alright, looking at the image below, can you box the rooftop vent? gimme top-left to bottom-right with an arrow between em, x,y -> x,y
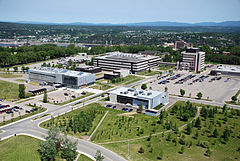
147,92 -> 152,96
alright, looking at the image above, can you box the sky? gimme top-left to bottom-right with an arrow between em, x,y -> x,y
0,0 -> 239,24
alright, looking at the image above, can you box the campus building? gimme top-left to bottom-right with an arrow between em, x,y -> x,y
210,65 -> 240,76
179,48 -> 205,72
28,67 -> 96,89
94,52 -> 161,74
109,87 -> 168,109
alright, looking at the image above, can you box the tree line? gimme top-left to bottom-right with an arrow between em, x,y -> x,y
0,44 -> 239,68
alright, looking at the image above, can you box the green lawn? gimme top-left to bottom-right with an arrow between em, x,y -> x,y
158,65 -> 175,71
0,135 -> 72,161
0,135 -> 41,161
114,75 -> 144,86
0,79 -> 19,100
137,70 -> 161,76
77,154 -> 93,161
0,73 -> 22,78
153,103 -> 164,110
40,103 -> 108,139
101,102 -> 240,161
90,83 -> 113,90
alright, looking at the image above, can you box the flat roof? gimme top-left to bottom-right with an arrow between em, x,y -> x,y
213,65 -> 240,73
95,51 -> 160,63
109,87 -> 163,99
30,67 -> 92,77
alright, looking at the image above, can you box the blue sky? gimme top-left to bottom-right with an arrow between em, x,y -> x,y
0,0 -> 239,23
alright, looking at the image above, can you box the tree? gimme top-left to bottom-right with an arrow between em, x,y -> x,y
18,84 -> 25,99
222,127 -> 231,142
194,131 -> 199,139
205,148 -> 212,157
139,102 -> 143,113
179,146 -> 185,154
43,90 -> 48,103
157,150 -> 163,160
186,123 -> 192,135
13,66 -> 18,72
232,95 -> 237,103
213,129 -> 219,138
138,146 -> 145,153
39,138 -> 58,161
61,135 -> 78,161
148,68 -> 151,73
197,92 -> 203,99
195,117 -> 201,128
39,127 -> 62,161
164,87 -> 168,92
141,84 -> 147,90
95,150 -> 104,161
180,89 -> 185,96
21,66 -> 25,73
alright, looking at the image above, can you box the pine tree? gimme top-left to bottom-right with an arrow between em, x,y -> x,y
213,129 -> 219,138
43,90 -> 48,103
18,84 -> 25,99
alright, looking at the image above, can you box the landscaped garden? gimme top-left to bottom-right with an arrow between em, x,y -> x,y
40,103 -> 109,139
101,102 -> 240,161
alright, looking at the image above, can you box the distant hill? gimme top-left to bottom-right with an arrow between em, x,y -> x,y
14,20 -> 240,27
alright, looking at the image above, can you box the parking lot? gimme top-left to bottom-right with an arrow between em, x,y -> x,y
0,100 -> 39,122
100,101 -> 140,113
136,70 -> 240,103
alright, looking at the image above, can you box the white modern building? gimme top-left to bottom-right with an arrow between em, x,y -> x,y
210,65 -> 240,76
180,48 -> 205,72
109,87 -> 168,109
94,52 -> 161,74
28,67 -> 96,89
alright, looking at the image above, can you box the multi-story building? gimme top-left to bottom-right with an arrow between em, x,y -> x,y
109,87 -> 168,109
28,67 -> 96,89
94,52 -> 161,74
180,48 -> 205,72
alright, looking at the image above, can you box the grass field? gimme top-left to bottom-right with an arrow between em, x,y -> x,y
0,79 -> 19,99
40,103 -> 109,138
101,102 -> 240,161
137,70 -> 160,76
90,82 -> 113,91
114,75 -> 144,86
0,73 -> 22,78
0,135 -> 41,161
77,154 -> 93,161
